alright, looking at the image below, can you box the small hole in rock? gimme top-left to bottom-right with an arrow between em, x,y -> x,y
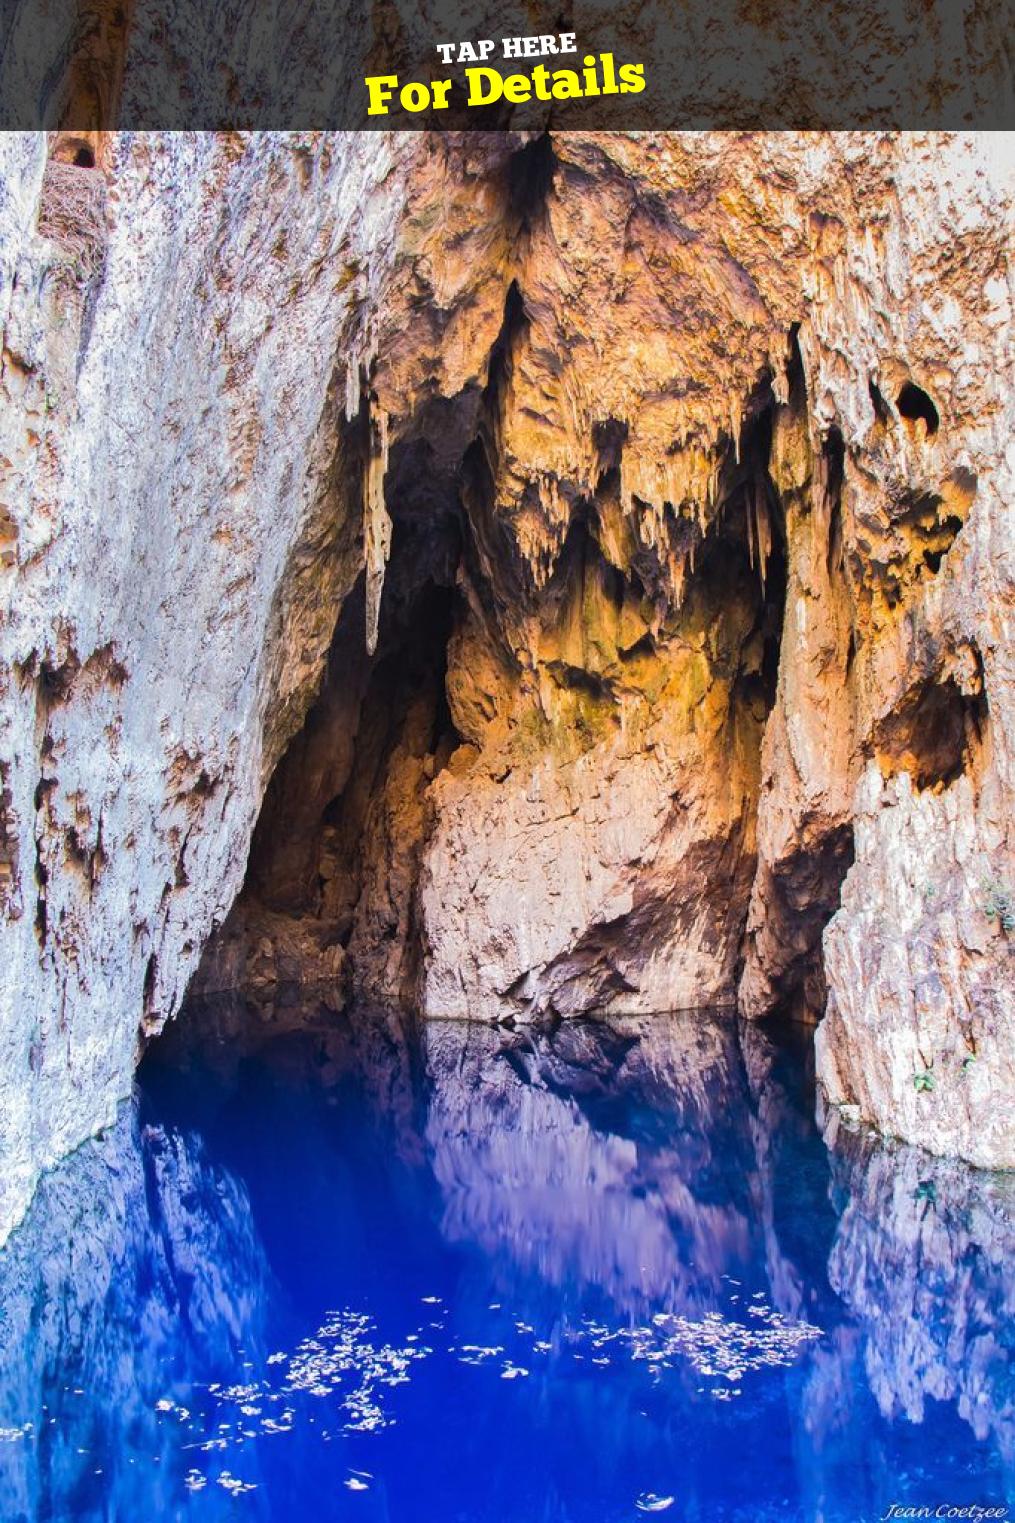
876,675 -> 987,791
72,147 -> 96,169
896,382 -> 939,437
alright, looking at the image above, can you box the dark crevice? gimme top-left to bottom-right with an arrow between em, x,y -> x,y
483,280 -> 527,413
868,377 -> 891,426
786,324 -> 806,412
752,824 -> 856,1022
143,952 -> 158,1016
823,426 -> 846,575
507,132 -> 558,232
719,396 -> 788,720
34,854 -> 48,949
876,674 -> 988,791
592,418 -> 628,477
897,381 -> 940,436
459,280 -> 538,623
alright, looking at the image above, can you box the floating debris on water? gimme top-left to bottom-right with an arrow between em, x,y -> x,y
284,1310 -> 428,1434
217,1471 -> 257,1495
142,1291 -> 821,1497
457,1344 -> 504,1366
569,1304 -> 822,1389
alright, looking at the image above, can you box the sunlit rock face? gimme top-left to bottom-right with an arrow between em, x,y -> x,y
0,130 -> 1012,1238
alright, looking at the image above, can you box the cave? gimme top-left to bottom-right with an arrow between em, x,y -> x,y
179,384 -> 811,1041
3,121 -> 1013,1523
896,379 -> 940,436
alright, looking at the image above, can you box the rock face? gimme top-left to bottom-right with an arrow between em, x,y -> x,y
0,130 -> 416,1244
0,130 -> 1012,1239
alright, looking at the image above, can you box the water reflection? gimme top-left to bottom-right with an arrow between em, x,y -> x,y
828,1134 -> 1015,1455
0,1004 -> 1010,1522
425,1017 -> 782,1315
0,1108 -> 275,1521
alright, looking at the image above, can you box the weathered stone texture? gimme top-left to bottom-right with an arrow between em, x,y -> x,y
0,131 -> 1012,1241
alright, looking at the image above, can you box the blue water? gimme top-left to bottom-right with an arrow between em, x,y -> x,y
0,1005 -> 1011,1523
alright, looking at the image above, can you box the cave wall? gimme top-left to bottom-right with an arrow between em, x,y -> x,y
0,130 -> 1012,1243
0,131 -> 417,1243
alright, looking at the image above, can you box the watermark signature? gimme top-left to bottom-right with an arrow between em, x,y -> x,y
881,1508 -> 1009,1521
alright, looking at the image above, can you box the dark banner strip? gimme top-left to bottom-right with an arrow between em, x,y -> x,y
1,0 -> 1013,130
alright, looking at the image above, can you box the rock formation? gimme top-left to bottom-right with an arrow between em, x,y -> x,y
0,129 -> 1012,1239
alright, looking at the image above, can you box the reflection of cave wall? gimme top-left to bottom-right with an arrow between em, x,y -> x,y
0,1099 -> 274,1521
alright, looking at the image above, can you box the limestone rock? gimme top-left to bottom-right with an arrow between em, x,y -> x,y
816,766 -> 1015,1168
0,130 -> 1013,1243
0,131 -> 415,1243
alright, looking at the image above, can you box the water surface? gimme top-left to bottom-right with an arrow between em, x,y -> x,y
0,1004 -> 1011,1522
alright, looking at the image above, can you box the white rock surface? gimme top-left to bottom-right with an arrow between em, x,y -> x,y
0,131 -> 1012,1246
0,132 -> 411,1242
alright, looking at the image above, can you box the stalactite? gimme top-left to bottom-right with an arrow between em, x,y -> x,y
752,471 -> 772,595
619,446 -> 716,548
364,405 -> 391,656
345,360 -> 362,421
345,330 -> 378,423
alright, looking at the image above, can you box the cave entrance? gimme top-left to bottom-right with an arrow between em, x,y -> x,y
173,386 -> 802,1044
174,436 -> 466,1050
160,365 -> 868,1051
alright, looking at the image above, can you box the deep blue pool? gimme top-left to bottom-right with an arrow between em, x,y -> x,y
0,1004 -> 1011,1523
